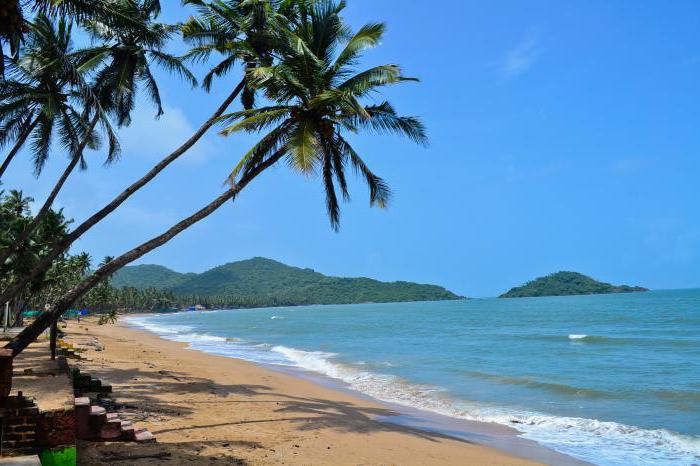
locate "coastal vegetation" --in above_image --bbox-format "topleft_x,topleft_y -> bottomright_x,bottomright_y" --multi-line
1,0 -> 427,358
111,257 -> 461,307
500,271 -> 648,298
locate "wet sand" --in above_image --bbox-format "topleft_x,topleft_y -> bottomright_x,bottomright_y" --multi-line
64,318 -> 573,465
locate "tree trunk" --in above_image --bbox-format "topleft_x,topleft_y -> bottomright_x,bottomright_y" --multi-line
0,80 -> 245,308
0,113 -> 100,268
0,115 -> 40,180
3,147 -> 284,357
49,320 -> 57,360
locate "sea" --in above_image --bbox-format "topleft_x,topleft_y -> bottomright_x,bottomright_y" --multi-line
128,289 -> 700,466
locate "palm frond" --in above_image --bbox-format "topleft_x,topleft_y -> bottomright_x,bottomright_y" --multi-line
331,22 -> 385,73
338,64 -> 417,97
336,134 -> 391,208
30,113 -> 54,176
351,101 -> 428,146
141,59 -> 164,119
226,121 -> 292,184
321,139 -> 340,230
289,120 -> 319,174
148,50 -> 197,87
218,106 -> 291,134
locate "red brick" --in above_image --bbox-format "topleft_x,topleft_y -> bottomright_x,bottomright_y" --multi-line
11,424 -> 35,433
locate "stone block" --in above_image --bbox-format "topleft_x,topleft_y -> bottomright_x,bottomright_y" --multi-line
99,419 -> 122,440
88,378 -> 102,392
120,425 -> 135,441
87,406 -> 106,436
134,428 -> 155,443
77,374 -> 91,389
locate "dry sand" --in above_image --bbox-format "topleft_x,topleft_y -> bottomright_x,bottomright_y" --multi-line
64,318 -> 545,465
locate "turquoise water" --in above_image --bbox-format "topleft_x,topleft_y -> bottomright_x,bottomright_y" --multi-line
129,289 -> 700,465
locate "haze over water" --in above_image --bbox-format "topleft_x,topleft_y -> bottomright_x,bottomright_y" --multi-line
130,290 -> 700,465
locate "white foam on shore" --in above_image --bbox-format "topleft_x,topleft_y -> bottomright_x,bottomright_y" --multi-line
127,316 -> 700,466
268,346 -> 700,466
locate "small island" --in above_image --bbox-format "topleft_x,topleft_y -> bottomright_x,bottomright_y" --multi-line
499,271 -> 648,298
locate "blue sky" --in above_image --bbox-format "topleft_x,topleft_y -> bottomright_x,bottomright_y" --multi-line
4,1 -> 700,297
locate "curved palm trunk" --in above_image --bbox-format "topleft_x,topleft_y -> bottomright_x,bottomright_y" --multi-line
4,147 -> 284,357
0,116 -> 40,180
0,80 -> 245,307
0,114 -> 99,268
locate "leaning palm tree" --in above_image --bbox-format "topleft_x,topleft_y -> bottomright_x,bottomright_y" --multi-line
0,15 -> 118,268
0,1 -> 195,297
0,0 -> 290,308
220,3 -> 427,229
4,0 -> 426,358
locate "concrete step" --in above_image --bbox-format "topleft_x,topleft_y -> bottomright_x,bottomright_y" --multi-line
134,428 -> 156,443
100,419 -> 122,440
89,405 -> 106,416
88,378 -> 102,392
120,421 -> 135,441
88,405 -> 107,435
75,397 -> 92,439
76,374 -> 91,389
0,455 -> 41,465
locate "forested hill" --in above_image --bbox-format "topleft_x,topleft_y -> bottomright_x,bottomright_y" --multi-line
499,271 -> 648,298
112,257 -> 462,305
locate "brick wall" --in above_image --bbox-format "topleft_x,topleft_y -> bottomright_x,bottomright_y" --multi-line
36,408 -> 75,449
0,395 -> 38,456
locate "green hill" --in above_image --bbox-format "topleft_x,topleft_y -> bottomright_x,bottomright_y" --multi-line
112,257 -> 462,305
111,264 -> 191,289
500,271 -> 648,298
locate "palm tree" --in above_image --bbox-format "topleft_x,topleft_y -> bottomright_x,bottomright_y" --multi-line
0,15 -> 118,269
0,15 -> 110,180
0,190 -> 32,217
4,0 -> 426,357
0,0 -> 289,308
0,1 -> 195,297
80,0 -> 196,126
0,190 -> 72,327
181,0 -> 291,106
0,0 -> 139,76
221,0 -> 426,229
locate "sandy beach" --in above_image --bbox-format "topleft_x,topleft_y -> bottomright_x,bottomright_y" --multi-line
58,317 -> 552,465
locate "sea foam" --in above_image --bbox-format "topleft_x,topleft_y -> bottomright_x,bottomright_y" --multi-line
127,315 -> 700,466
267,345 -> 700,466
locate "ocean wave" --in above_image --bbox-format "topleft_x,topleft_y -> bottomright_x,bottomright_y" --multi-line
127,318 -> 193,335
465,371 -> 609,398
514,333 -> 698,348
130,318 -> 700,465
268,347 -> 700,466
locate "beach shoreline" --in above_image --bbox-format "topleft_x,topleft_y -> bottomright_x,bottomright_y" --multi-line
63,316 -> 585,465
